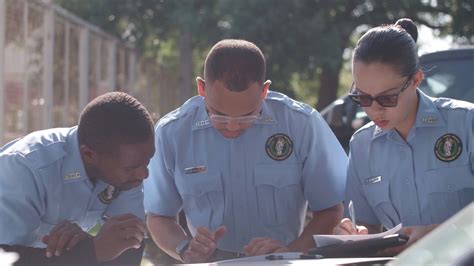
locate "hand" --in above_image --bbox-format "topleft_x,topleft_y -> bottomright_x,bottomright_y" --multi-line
93,214 -> 146,262
42,220 -> 90,258
378,224 -> 438,256
182,225 -> 226,263
243,237 -> 289,256
333,218 -> 368,235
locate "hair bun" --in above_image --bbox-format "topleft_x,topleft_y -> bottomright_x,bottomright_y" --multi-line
395,18 -> 418,43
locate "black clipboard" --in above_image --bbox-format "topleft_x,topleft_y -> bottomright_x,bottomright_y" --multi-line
309,233 -> 409,258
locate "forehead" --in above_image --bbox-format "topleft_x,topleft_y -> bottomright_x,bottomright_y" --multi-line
352,62 -> 404,93
205,80 -> 262,116
112,137 -> 155,165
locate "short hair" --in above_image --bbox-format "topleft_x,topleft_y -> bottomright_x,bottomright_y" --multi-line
353,18 -> 419,77
204,39 -> 266,92
77,92 -> 154,153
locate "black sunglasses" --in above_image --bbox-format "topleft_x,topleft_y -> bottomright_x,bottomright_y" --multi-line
348,76 -> 412,107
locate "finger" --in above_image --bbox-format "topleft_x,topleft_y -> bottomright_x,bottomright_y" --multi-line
49,220 -> 69,236
356,225 -> 369,234
212,225 -> 227,241
244,237 -> 265,253
46,227 -> 68,257
254,240 -> 279,256
188,238 -> 212,255
194,233 -> 215,249
339,218 -> 357,234
248,238 -> 270,256
66,233 -> 86,250
196,227 -> 213,240
55,230 -> 78,256
42,235 -> 50,244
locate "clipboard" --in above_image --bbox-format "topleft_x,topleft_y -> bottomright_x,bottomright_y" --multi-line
308,233 -> 409,258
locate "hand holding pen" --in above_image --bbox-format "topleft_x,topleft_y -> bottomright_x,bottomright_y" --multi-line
333,200 -> 369,235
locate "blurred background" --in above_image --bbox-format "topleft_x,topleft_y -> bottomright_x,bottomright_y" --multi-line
0,0 -> 472,145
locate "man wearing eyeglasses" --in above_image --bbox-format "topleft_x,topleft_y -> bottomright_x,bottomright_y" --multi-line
144,39 -> 348,263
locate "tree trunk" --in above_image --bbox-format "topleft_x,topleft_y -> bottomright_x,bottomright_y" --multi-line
178,29 -> 193,106
317,60 -> 342,111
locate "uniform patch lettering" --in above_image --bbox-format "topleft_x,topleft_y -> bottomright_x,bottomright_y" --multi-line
434,133 -> 462,162
265,133 -> 293,161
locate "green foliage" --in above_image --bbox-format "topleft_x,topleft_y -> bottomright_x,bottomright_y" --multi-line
54,0 -> 473,109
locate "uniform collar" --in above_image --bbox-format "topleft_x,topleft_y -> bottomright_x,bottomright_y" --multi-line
62,127 -> 89,184
371,89 -> 445,141
414,89 -> 445,128
191,96 -> 277,131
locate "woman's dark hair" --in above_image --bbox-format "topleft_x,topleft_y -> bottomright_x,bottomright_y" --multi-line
204,39 -> 266,92
77,92 -> 154,153
353,18 -> 419,77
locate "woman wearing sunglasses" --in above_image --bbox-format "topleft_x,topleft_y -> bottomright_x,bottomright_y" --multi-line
333,18 -> 473,254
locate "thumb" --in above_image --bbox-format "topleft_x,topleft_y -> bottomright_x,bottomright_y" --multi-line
213,226 -> 227,241
42,235 -> 50,244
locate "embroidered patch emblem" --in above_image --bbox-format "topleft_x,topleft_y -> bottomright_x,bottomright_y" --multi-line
265,133 -> 293,161
434,133 -> 462,162
98,185 -> 120,204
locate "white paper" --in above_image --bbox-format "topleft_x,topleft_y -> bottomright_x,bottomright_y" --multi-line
313,223 -> 402,247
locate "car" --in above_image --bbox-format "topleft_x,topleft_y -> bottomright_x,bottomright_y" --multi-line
321,47 -> 474,151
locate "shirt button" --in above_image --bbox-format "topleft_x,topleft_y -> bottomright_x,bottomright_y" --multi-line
405,179 -> 410,185
447,184 -> 454,191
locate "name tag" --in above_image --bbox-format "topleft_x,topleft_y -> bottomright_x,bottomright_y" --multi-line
184,166 -> 207,175
365,176 -> 382,184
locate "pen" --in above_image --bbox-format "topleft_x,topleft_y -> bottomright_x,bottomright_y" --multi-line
348,200 -> 357,231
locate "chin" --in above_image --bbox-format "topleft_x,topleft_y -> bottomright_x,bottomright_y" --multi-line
220,130 -> 243,138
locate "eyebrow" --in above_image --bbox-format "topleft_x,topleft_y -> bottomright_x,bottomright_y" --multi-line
354,85 -> 401,96
208,106 -> 258,117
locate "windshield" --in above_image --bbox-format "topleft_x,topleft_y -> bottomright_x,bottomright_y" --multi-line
419,58 -> 474,103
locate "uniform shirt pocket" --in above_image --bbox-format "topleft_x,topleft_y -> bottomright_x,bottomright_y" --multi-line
253,164 -> 303,226
362,180 -> 399,229
176,172 -> 224,229
425,164 -> 474,223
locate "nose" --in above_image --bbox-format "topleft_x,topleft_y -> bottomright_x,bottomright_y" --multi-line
368,100 -> 385,113
136,166 -> 149,181
225,119 -> 241,131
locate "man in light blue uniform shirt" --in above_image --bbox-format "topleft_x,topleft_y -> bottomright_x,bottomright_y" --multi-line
334,18 -> 473,254
0,92 -> 154,265
145,39 -> 348,263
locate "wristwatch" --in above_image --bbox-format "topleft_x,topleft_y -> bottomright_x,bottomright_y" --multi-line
176,239 -> 191,261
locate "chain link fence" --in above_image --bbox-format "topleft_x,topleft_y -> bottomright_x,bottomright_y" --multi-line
0,0 -> 162,145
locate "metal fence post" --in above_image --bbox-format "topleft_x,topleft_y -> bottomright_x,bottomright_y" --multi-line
78,27 -> 89,109
108,40 -> 117,91
0,0 -> 5,143
43,3 -> 54,128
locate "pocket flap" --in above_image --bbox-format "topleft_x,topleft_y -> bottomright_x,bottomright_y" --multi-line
176,172 -> 222,196
427,164 -> 474,192
362,179 -> 390,206
253,163 -> 302,188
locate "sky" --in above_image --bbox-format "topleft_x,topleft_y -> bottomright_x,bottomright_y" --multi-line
418,24 -> 453,55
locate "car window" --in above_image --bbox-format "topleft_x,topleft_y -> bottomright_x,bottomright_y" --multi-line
419,58 -> 474,103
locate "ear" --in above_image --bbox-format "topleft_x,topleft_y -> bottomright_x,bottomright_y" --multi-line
412,70 -> 424,88
261,80 -> 271,100
79,144 -> 99,166
197,77 -> 205,97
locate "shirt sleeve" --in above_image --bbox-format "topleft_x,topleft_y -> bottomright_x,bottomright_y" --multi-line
0,154 -> 46,245
300,111 -> 348,211
344,143 -> 380,225
104,185 -> 145,221
143,124 -> 183,216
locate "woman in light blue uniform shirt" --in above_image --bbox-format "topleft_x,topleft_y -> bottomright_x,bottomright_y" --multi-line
335,18 -> 473,252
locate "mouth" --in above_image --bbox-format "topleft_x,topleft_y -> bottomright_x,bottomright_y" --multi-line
373,119 -> 389,128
